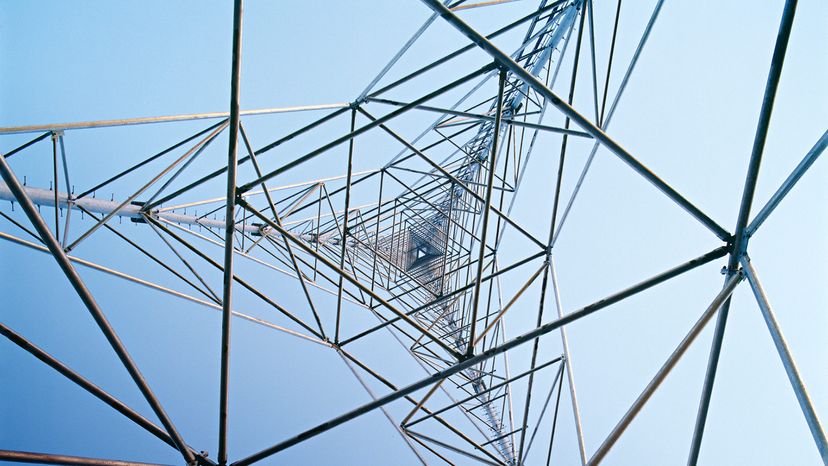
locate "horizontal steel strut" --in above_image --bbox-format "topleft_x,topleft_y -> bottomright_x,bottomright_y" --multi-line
0,183 -> 360,246
0,183 -> 261,233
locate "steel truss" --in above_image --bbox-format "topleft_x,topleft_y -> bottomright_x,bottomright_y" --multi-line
1,0 -> 825,465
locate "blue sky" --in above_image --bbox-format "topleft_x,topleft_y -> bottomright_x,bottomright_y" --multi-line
1,1 -> 826,465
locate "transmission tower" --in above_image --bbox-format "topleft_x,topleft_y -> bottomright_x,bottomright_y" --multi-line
1,1 -> 825,465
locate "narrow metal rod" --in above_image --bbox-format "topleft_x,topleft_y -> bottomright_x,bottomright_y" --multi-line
144,107 -> 350,211
337,352 -> 430,466
551,0 -> 666,247
240,125 -> 326,336
522,361 -> 565,463
450,0 -> 521,12
401,379 -> 447,426
598,0 -> 622,126
369,0 -> 562,98
544,357 -> 567,466
0,450 -> 172,466
0,229 -> 329,347
365,97 -> 590,137
746,129 -> 828,237
76,120 -> 227,200
588,272 -> 743,465
0,137 -> 195,466
474,260 -> 545,346
148,217 -> 221,303
586,0 -> 600,124
238,63 -> 495,193
145,215 -> 324,339
549,256 -> 587,464
218,1 -> 243,463
338,347 -> 504,465
548,0 -> 587,244
357,10 -> 438,101
516,259 -> 550,464
468,69 -> 506,355
741,256 -> 828,462
51,132 -> 59,239
58,133 -> 71,198
335,109 -> 357,343
728,0 -> 798,266
420,0 -> 729,241
0,323 -> 180,452
1,131 -> 50,159
369,170 -> 385,306
406,435 -> 456,466
230,245 -> 728,466
688,2 -> 798,463
0,103 -> 349,135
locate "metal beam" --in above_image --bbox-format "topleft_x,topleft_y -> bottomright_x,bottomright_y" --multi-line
365,97 -> 591,137
237,63 -> 495,194
550,256 -> 587,464
746,129 -> 828,237
0,104 -> 348,135
587,271 -> 743,465
741,256 -> 828,463
420,0 -> 730,242
468,69 -> 506,355
0,323 -> 184,454
0,450 -> 172,466
230,245 -> 728,465
218,0 -> 244,463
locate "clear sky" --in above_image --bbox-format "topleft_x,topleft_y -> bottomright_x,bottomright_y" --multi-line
1,1 -> 826,465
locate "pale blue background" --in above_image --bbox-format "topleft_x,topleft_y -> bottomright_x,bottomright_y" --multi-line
1,1 -> 826,465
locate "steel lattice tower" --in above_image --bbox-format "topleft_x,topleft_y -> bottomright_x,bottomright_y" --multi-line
1,1 -> 826,465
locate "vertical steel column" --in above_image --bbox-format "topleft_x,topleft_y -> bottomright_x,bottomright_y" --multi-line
741,257 -> 828,462
335,109 -> 358,343
687,2 -> 797,463
51,131 -> 60,239
467,68 -> 506,356
218,0 -> 244,464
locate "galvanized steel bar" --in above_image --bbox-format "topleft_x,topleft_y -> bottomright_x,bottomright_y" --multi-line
588,271 -> 743,465
741,256 -> 828,463
0,104 -> 348,135
0,450 -> 173,466
746,129 -> 828,237
550,256 -> 587,464
218,0 -> 244,462
468,69 -> 507,355
0,323 -> 181,452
